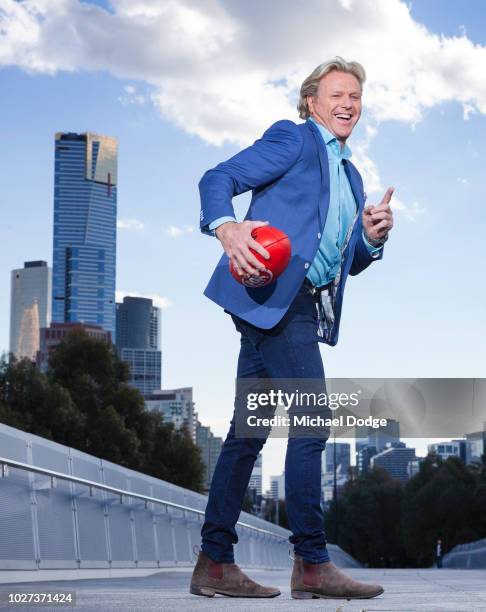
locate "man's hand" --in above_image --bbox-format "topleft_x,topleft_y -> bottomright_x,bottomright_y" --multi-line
362,187 -> 394,242
215,220 -> 270,277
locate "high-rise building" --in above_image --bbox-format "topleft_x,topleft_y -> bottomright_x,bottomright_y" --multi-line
357,445 -> 378,474
9,261 -> 51,361
368,419 -> 400,453
248,453 -> 263,497
116,296 -> 161,395
407,458 -> 422,479
145,387 -> 195,441
322,442 -> 351,476
465,429 -> 486,465
371,443 -> 416,481
269,473 -> 285,501
354,422 -> 400,470
52,132 -> 117,337
354,424 -> 369,456
321,472 -> 349,503
428,440 -> 467,463
196,422 -> 223,491
36,322 -> 111,371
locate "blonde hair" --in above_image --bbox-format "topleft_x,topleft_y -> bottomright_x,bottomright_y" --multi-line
298,57 -> 366,119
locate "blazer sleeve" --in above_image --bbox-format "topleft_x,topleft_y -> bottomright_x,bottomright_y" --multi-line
349,230 -> 384,276
199,120 -> 303,235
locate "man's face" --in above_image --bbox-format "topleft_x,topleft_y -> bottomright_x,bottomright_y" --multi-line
307,70 -> 362,143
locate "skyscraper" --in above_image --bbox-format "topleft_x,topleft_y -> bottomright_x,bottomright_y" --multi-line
116,296 -> 161,395
52,132 -> 118,337
248,453 -> 263,497
368,418 -> 400,453
196,422 -> 223,491
9,261 -> 51,361
371,443 -> 416,482
465,428 -> 486,464
145,387 -> 195,440
322,442 -> 351,476
269,473 -> 285,501
428,440 -> 467,463
37,322 -> 111,372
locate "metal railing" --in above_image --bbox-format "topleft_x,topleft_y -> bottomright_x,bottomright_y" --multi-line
0,456 -> 287,542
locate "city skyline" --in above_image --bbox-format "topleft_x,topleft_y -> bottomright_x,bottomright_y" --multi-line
1,0 -> 485,488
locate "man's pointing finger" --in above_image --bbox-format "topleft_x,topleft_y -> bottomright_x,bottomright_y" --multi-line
381,186 -> 395,206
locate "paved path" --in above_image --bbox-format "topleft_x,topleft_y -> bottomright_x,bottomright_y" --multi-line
1,567 -> 486,611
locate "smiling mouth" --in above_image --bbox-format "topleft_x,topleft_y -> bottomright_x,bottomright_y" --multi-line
334,113 -> 352,123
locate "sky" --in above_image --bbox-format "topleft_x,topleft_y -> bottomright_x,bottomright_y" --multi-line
1,0 -> 485,490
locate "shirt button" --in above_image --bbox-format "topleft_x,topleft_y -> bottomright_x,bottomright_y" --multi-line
317,233 -> 321,239
304,263 -> 309,269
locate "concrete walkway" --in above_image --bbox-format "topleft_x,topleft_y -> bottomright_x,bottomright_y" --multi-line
0,567 -> 486,611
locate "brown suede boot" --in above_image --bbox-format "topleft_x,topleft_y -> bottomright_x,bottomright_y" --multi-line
291,554 -> 384,600
190,551 -> 281,598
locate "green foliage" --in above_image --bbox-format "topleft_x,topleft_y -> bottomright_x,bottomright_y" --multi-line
139,411 -> 204,491
325,454 -> 486,568
242,491 -> 254,513
402,455 -> 484,567
0,355 -> 85,446
0,330 -> 204,492
262,498 -> 289,529
328,467 -> 406,567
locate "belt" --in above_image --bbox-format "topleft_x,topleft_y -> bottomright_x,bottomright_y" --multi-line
303,277 -> 332,297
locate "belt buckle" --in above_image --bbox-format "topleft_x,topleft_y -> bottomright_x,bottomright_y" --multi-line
304,278 -> 318,297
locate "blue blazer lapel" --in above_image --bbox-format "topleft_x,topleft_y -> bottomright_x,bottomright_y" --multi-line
343,160 -> 365,213
343,160 -> 365,253
306,119 -> 330,230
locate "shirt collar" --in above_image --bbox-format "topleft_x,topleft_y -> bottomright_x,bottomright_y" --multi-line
309,117 -> 352,161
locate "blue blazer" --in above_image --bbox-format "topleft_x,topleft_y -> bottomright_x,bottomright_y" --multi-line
199,119 -> 382,345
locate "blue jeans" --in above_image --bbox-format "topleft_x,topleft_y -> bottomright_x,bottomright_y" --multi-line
201,281 -> 331,564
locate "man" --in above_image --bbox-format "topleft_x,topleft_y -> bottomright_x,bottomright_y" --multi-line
436,539 -> 443,568
190,58 -> 394,600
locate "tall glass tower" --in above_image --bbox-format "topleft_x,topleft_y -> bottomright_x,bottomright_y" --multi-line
10,261 -> 52,361
52,132 -> 118,337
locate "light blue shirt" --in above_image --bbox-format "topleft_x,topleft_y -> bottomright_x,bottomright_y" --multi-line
306,119 -> 381,287
208,120 -> 381,286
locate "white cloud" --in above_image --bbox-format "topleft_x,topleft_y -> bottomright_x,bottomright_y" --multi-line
2,0 -> 485,219
351,124 -> 382,196
462,103 -> 476,120
165,224 -> 195,238
118,84 -> 146,105
456,177 -> 469,185
2,0 -> 486,146
117,218 -> 144,230
390,198 -> 426,221
116,290 -> 171,309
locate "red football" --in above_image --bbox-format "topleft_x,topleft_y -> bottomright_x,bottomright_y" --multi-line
230,225 -> 291,287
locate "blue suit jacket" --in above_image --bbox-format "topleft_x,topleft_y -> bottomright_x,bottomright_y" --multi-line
199,119 -> 383,345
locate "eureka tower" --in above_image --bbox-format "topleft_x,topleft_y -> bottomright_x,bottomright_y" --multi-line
52,132 -> 118,337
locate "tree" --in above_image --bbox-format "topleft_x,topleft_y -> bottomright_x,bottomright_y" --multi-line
0,331 -> 205,492
402,455 -> 485,566
0,355 -> 85,446
144,418 -> 205,491
262,498 -> 289,528
327,467 -> 406,568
